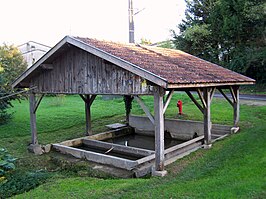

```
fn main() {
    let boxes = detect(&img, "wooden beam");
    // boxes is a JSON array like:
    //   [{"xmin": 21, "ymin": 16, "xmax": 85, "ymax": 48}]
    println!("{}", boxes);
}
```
[
  {"xmin": 153, "ymin": 86, "xmax": 165, "ymax": 172},
  {"xmin": 33, "ymin": 94, "xmax": 44, "ymax": 114},
  {"xmin": 134, "ymin": 96, "xmax": 155, "ymax": 124},
  {"xmin": 232, "ymin": 86, "xmax": 240, "ymax": 127},
  {"xmin": 166, "ymin": 81, "xmax": 255, "ymax": 89},
  {"xmin": 196, "ymin": 88, "xmax": 206, "ymax": 108},
  {"xmin": 185, "ymin": 91, "xmax": 204, "ymax": 114},
  {"xmin": 29, "ymin": 93, "xmax": 38, "ymax": 145},
  {"xmin": 163, "ymin": 89, "xmax": 174, "ymax": 114},
  {"xmin": 203, "ymin": 88, "xmax": 212, "ymax": 147},
  {"xmin": 218, "ymin": 88, "xmax": 234, "ymax": 107}
]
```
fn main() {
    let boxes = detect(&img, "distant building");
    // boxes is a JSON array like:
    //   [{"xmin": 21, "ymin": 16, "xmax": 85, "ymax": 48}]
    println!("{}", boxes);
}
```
[{"xmin": 18, "ymin": 41, "xmax": 51, "ymax": 68}]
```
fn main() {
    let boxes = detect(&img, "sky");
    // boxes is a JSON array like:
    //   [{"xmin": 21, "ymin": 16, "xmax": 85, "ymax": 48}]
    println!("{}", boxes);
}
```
[{"xmin": 0, "ymin": 0, "xmax": 186, "ymax": 47}]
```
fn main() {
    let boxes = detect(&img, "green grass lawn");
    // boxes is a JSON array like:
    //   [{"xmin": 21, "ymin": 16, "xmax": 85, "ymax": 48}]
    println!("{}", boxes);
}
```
[{"xmin": 0, "ymin": 94, "xmax": 265, "ymax": 198}]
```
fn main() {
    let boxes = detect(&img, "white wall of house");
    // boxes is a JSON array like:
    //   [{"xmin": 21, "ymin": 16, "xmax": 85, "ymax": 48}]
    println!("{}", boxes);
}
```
[{"xmin": 18, "ymin": 41, "xmax": 51, "ymax": 68}]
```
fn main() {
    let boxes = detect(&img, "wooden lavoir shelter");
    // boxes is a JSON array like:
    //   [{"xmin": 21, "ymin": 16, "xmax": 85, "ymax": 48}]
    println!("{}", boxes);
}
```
[{"xmin": 12, "ymin": 36, "xmax": 255, "ymax": 177}]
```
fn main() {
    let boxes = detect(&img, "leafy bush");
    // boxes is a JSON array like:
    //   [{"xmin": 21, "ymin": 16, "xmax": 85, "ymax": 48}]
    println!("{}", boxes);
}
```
[
  {"xmin": 0, "ymin": 170, "xmax": 50, "ymax": 198},
  {"xmin": 0, "ymin": 148, "xmax": 50, "ymax": 198},
  {"xmin": 0, "ymin": 148, "xmax": 16, "ymax": 178}
]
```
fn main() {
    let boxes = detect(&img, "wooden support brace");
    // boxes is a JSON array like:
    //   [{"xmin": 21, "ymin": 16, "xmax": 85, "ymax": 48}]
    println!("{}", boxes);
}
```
[
  {"xmin": 79, "ymin": 94, "xmax": 86, "ymax": 103},
  {"xmin": 88, "ymin": 95, "xmax": 96, "ymax": 106},
  {"xmin": 229, "ymin": 86, "xmax": 237, "ymax": 103},
  {"xmin": 163, "ymin": 89, "xmax": 174, "ymax": 114},
  {"xmin": 196, "ymin": 88, "xmax": 206, "ymax": 108},
  {"xmin": 218, "ymin": 88, "xmax": 234, "ymax": 107},
  {"xmin": 135, "ymin": 95, "xmax": 155, "ymax": 124},
  {"xmin": 210, "ymin": 87, "xmax": 216, "ymax": 102},
  {"xmin": 80, "ymin": 94, "xmax": 96, "ymax": 105},
  {"xmin": 33, "ymin": 94, "xmax": 45, "ymax": 114},
  {"xmin": 185, "ymin": 91, "xmax": 204, "ymax": 114}
]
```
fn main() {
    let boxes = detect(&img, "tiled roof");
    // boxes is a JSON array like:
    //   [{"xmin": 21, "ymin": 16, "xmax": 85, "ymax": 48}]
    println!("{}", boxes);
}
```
[
  {"xmin": 76, "ymin": 37, "xmax": 255, "ymax": 85},
  {"xmin": 12, "ymin": 36, "xmax": 255, "ymax": 89}
]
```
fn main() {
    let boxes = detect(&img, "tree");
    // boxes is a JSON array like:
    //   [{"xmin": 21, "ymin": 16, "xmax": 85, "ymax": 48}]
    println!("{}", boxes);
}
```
[
  {"xmin": 172, "ymin": 0, "xmax": 266, "ymax": 83},
  {"xmin": 0, "ymin": 75, "xmax": 13, "ymax": 124},
  {"xmin": 0, "ymin": 44, "xmax": 27, "ymax": 124},
  {"xmin": 215, "ymin": 0, "xmax": 266, "ymax": 82},
  {"xmin": 140, "ymin": 38, "xmax": 152, "ymax": 45},
  {"xmin": 156, "ymin": 40, "xmax": 175, "ymax": 49},
  {"xmin": 172, "ymin": 0, "xmax": 219, "ymax": 62},
  {"xmin": 172, "ymin": 24, "xmax": 216, "ymax": 61},
  {"xmin": 0, "ymin": 44, "xmax": 27, "ymax": 90}
]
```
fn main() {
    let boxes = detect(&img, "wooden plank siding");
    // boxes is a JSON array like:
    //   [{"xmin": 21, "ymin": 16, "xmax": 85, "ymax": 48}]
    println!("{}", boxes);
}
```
[{"xmin": 30, "ymin": 46, "xmax": 152, "ymax": 95}]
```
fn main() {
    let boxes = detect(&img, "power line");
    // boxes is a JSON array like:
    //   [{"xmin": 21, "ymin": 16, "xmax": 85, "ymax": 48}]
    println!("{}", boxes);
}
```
[{"xmin": 0, "ymin": 87, "xmax": 36, "ymax": 100}]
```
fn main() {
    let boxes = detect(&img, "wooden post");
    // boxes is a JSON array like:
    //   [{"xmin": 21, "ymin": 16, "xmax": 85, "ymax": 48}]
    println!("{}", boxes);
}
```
[
  {"xmin": 85, "ymin": 95, "xmax": 92, "ymax": 136},
  {"xmin": 81, "ymin": 94, "xmax": 96, "ymax": 136},
  {"xmin": 203, "ymin": 88, "xmax": 212, "ymax": 148},
  {"xmin": 124, "ymin": 95, "xmax": 134, "ymax": 125},
  {"xmin": 29, "ymin": 93, "xmax": 38, "ymax": 145},
  {"xmin": 232, "ymin": 86, "xmax": 240, "ymax": 127},
  {"xmin": 153, "ymin": 86, "xmax": 167, "ymax": 176},
  {"xmin": 125, "ymin": 98, "xmax": 130, "ymax": 125}
]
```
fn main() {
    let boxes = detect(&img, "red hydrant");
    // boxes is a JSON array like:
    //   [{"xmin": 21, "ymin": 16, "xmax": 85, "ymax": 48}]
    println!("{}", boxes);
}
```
[{"xmin": 177, "ymin": 100, "xmax": 183, "ymax": 115}]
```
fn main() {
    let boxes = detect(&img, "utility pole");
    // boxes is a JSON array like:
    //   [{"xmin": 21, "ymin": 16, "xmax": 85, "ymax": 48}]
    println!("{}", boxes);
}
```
[{"xmin": 128, "ymin": 0, "xmax": 134, "ymax": 43}]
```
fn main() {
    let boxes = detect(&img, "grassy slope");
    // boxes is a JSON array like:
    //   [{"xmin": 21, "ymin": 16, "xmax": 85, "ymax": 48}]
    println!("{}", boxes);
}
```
[{"xmin": 0, "ymin": 94, "xmax": 265, "ymax": 198}]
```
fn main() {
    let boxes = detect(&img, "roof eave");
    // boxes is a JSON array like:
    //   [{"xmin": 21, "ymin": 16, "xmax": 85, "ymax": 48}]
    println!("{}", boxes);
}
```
[{"xmin": 167, "ymin": 81, "xmax": 255, "ymax": 89}]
